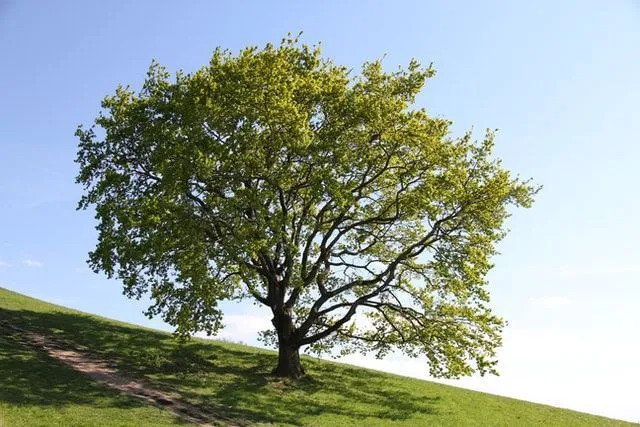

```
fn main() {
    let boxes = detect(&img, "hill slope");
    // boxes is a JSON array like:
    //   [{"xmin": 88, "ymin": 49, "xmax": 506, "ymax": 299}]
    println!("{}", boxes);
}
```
[{"xmin": 0, "ymin": 287, "xmax": 633, "ymax": 426}]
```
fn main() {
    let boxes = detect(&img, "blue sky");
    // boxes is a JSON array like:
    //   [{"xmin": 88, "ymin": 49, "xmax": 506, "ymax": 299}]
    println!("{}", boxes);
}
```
[{"xmin": 1, "ymin": 0, "xmax": 639, "ymax": 422}]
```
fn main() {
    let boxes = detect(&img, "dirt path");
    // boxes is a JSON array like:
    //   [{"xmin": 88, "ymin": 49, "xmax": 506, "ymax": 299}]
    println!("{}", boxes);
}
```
[{"xmin": 0, "ymin": 320, "xmax": 240, "ymax": 426}]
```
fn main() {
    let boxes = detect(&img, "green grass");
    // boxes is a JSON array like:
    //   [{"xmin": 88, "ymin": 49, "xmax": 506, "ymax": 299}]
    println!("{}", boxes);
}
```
[
  {"xmin": 0, "ymin": 294, "xmax": 186, "ymax": 426},
  {"xmin": 0, "ymin": 287, "xmax": 633, "ymax": 426}
]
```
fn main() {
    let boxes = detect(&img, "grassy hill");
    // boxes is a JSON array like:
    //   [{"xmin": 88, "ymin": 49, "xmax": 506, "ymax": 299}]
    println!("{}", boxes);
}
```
[{"xmin": 0, "ymin": 287, "xmax": 633, "ymax": 426}]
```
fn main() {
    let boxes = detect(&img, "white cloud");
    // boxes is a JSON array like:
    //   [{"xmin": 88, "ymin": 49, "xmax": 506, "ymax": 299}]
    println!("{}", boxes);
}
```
[
  {"xmin": 196, "ymin": 313, "xmax": 272, "ymax": 344},
  {"xmin": 23, "ymin": 259, "xmax": 43, "ymax": 268},
  {"xmin": 0, "ymin": 260, "xmax": 9, "ymax": 268},
  {"xmin": 530, "ymin": 295, "xmax": 572, "ymax": 309}
]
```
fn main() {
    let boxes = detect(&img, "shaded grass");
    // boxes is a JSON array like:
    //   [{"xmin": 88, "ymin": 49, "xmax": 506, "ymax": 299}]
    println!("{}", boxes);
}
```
[{"xmin": 0, "ymin": 287, "xmax": 634, "ymax": 426}]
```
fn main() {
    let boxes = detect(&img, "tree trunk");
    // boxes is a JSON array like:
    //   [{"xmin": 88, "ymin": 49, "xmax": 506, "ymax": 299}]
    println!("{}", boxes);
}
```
[
  {"xmin": 273, "ymin": 343, "xmax": 305, "ymax": 379},
  {"xmin": 271, "ymin": 308, "xmax": 305, "ymax": 378}
]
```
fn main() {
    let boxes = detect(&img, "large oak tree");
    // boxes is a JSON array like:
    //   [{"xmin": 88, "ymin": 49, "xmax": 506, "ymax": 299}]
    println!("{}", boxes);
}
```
[{"xmin": 76, "ymin": 37, "xmax": 537, "ymax": 379}]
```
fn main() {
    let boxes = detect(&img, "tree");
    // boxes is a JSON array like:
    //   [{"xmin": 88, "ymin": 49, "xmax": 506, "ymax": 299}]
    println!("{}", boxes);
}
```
[{"xmin": 76, "ymin": 36, "xmax": 537, "ymax": 379}]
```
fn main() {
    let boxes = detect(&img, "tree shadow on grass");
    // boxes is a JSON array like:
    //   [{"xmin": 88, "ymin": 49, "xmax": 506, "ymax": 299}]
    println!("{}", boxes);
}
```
[
  {"xmin": 0, "ymin": 306, "xmax": 440, "ymax": 425},
  {"xmin": 182, "ymin": 347, "xmax": 440, "ymax": 424}
]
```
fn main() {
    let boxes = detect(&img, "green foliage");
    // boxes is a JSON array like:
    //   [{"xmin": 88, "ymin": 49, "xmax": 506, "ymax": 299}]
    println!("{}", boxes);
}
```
[
  {"xmin": 0, "ymin": 288, "xmax": 630, "ymax": 426},
  {"xmin": 76, "ymin": 35, "xmax": 539, "ymax": 378}
]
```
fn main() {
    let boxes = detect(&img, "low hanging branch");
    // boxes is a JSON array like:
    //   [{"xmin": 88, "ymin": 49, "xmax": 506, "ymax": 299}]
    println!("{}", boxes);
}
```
[{"xmin": 76, "ymin": 35, "xmax": 538, "ymax": 379}]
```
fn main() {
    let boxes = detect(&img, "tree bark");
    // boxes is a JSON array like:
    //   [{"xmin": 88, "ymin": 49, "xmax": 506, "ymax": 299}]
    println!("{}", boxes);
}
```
[
  {"xmin": 273, "ymin": 342, "xmax": 305, "ymax": 378},
  {"xmin": 271, "ymin": 308, "xmax": 305, "ymax": 378}
]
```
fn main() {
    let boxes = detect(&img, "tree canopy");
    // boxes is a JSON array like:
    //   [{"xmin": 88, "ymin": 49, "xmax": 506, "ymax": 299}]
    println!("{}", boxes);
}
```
[{"xmin": 76, "ymin": 36, "xmax": 537, "ymax": 378}]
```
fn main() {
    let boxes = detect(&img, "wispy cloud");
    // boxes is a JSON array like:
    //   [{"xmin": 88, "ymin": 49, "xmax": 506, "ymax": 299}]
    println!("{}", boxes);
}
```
[
  {"xmin": 23, "ymin": 259, "xmax": 43, "ymax": 268},
  {"xmin": 0, "ymin": 260, "xmax": 9, "ymax": 268}
]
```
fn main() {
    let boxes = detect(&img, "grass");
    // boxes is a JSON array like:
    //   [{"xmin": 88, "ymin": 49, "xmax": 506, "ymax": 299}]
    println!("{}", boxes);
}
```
[
  {"xmin": 0, "ymin": 297, "xmax": 185, "ymax": 425},
  {"xmin": 0, "ymin": 286, "xmax": 634, "ymax": 426}
]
